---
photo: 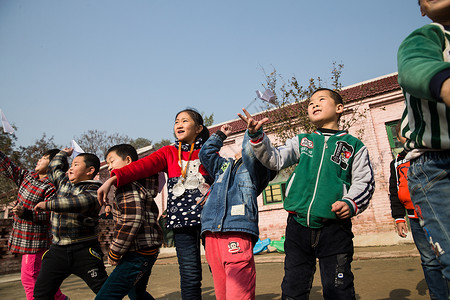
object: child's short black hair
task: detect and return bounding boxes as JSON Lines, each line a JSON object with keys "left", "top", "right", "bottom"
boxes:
{"left": 105, "top": 144, "right": 139, "bottom": 162}
{"left": 311, "top": 88, "right": 344, "bottom": 122}
{"left": 175, "top": 108, "right": 210, "bottom": 142}
{"left": 43, "top": 149, "right": 61, "bottom": 161}
{"left": 43, "top": 149, "right": 69, "bottom": 172}
{"left": 312, "top": 88, "right": 344, "bottom": 106}
{"left": 77, "top": 153, "right": 100, "bottom": 178}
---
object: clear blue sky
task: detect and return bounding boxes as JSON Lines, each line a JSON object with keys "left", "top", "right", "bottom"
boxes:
{"left": 0, "top": 0, "right": 428, "bottom": 148}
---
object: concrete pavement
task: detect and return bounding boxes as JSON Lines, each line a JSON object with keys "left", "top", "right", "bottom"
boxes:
{"left": 0, "top": 243, "right": 433, "bottom": 299}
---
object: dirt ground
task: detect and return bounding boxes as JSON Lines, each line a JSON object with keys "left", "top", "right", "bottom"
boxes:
{"left": 0, "top": 252, "right": 433, "bottom": 299}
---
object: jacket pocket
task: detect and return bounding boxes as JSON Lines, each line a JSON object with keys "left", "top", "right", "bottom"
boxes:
{"left": 238, "top": 183, "right": 258, "bottom": 222}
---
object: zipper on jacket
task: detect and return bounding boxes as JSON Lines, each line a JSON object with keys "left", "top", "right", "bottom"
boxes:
{"left": 306, "top": 139, "right": 327, "bottom": 227}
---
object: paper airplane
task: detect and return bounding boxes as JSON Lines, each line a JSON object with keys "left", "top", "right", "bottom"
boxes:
{"left": 256, "top": 89, "right": 277, "bottom": 105}
{"left": 71, "top": 139, "right": 85, "bottom": 158}
{"left": 0, "top": 110, "right": 15, "bottom": 134}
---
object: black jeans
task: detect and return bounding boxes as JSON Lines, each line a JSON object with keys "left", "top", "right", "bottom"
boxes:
{"left": 173, "top": 225, "right": 202, "bottom": 300}
{"left": 281, "top": 215, "right": 356, "bottom": 300}
{"left": 34, "top": 240, "right": 108, "bottom": 300}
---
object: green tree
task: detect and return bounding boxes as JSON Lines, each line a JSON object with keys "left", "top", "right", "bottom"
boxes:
{"left": 130, "top": 137, "right": 152, "bottom": 150}
{"left": 153, "top": 139, "right": 172, "bottom": 150}
{"left": 202, "top": 112, "right": 214, "bottom": 127}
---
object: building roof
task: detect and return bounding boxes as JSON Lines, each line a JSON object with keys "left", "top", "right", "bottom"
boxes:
{"left": 208, "top": 73, "right": 400, "bottom": 135}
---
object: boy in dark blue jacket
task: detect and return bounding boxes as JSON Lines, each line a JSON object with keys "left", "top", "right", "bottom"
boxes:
{"left": 199, "top": 124, "right": 276, "bottom": 300}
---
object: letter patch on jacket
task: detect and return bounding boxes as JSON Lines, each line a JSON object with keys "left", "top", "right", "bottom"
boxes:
{"left": 331, "top": 141, "right": 354, "bottom": 170}
{"left": 300, "top": 137, "right": 313, "bottom": 148}
{"left": 300, "top": 137, "right": 314, "bottom": 157}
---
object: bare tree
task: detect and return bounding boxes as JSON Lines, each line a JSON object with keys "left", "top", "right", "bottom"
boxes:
{"left": 74, "top": 130, "right": 133, "bottom": 159}
{"left": 19, "top": 133, "right": 62, "bottom": 170}
{"left": 261, "top": 62, "right": 367, "bottom": 146}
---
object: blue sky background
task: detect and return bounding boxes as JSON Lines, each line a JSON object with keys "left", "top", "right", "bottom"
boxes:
{"left": 0, "top": 1, "right": 428, "bottom": 148}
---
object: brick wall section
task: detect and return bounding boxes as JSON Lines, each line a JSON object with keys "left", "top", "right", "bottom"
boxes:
{"left": 346, "top": 92, "right": 405, "bottom": 235}
{"left": 0, "top": 219, "right": 21, "bottom": 274}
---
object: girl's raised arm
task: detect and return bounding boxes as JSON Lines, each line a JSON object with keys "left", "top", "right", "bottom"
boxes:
{"left": 97, "top": 175, "right": 117, "bottom": 205}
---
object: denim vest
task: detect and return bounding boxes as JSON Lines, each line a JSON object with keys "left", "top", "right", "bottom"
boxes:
{"left": 199, "top": 132, "right": 275, "bottom": 240}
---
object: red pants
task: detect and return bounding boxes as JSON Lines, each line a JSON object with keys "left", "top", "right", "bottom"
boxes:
{"left": 204, "top": 232, "right": 256, "bottom": 300}
{"left": 21, "top": 250, "right": 66, "bottom": 300}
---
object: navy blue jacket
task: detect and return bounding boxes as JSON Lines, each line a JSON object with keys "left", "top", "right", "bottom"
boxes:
{"left": 199, "top": 130, "right": 276, "bottom": 240}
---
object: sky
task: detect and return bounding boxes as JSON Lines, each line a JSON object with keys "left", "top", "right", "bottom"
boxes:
{"left": 0, "top": 1, "right": 428, "bottom": 149}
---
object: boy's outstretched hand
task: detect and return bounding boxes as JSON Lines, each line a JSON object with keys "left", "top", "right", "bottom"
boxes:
{"left": 221, "top": 124, "right": 232, "bottom": 136}
{"left": 237, "top": 108, "right": 269, "bottom": 134}
{"left": 331, "top": 201, "right": 352, "bottom": 219}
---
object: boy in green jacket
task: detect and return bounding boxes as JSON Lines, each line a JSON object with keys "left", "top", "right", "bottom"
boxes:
{"left": 397, "top": 0, "right": 450, "bottom": 281}
{"left": 239, "top": 88, "right": 375, "bottom": 299}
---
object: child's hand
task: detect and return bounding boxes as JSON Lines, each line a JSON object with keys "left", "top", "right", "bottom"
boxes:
{"left": 34, "top": 202, "right": 47, "bottom": 212}
{"left": 108, "top": 257, "right": 118, "bottom": 266}
{"left": 97, "top": 176, "right": 116, "bottom": 205}
{"left": 221, "top": 124, "right": 232, "bottom": 137}
{"left": 63, "top": 148, "right": 74, "bottom": 156}
{"left": 12, "top": 204, "right": 24, "bottom": 217}
{"left": 237, "top": 108, "right": 269, "bottom": 134}
{"left": 331, "top": 201, "right": 352, "bottom": 219}
{"left": 396, "top": 222, "right": 408, "bottom": 238}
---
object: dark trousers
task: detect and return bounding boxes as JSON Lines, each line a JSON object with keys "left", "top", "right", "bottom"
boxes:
{"left": 281, "top": 215, "right": 356, "bottom": 300}
{"left": 33, "top": 240, "right": 108, "bottom": 300}
{"left": 95, "top": 251, "right": 158, "bottom": 300}
{"left": 173, "top": 225, "right": 202, "bottom": 300}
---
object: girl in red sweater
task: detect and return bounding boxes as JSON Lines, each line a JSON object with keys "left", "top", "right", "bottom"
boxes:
{"left": 98, "top": 108, "right": 211, "bottom": 300}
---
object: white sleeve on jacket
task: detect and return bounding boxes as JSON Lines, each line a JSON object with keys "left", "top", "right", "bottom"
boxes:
{"left": 250, "top": 133, "right": 300, "bottom": 171}
{"left": 342, "top": 146, "right": 375, "bottom": 215}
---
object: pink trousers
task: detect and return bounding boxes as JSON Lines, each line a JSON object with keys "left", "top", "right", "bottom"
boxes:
{"left": 204, "top": 232, "right": 256, "bottom": 300}
{"left": 21, "top": 250, "right": 66, "bottom": 300}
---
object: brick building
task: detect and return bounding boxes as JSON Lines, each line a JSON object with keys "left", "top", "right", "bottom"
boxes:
{"left": 204, "top": 73, "right": 409, "bottom": 247}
